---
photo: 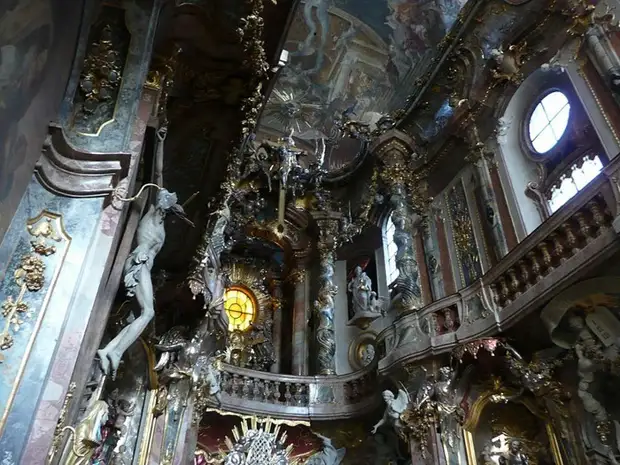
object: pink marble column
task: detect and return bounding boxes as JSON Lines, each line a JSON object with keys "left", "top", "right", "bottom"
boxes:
{"left": 270, "top": 278, "right": 283, "bottom": 374}
{"left": 290, "top": 266, "right": 309, "bottom": 376}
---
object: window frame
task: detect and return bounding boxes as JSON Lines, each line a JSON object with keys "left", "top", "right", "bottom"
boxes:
{"left": 544, "top": 151, "right": 604, "bottom": 214}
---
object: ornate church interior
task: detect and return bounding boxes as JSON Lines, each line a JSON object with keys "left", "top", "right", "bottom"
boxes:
{"left": 6, "top": 0, "right": 620, "bottom": 464}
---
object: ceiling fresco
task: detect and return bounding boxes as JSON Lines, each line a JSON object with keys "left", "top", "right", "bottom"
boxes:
{"left": 257, "top": 0, "right": 470, "bottom": 170}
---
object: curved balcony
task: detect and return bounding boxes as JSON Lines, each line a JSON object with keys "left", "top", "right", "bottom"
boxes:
{"left": 208, "top": 360, "right": 381, "bottom": 420}
{"left": 378, "top": 167, "right": 620, "bottom": 374}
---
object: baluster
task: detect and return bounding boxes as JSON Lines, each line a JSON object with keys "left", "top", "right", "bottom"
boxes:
{"left": 549, "top": 232, "right": 566, "bottom": 264}
{"left": 253, "top": 379, "right": 262, "bottom": 400}
{"left": 587, "top": 201, "right": 607, "bottom": 233}
{"left": 222, "top": 372, "right": 232, "bottom": 394}
{"left": 537, "top": 242, "right": 553, "bottom": 270}
{"left": 517, "top": 259, "right": 530, "bottom": 290}
{"left": 574, "top": 211, "right": 593, "bottom": 243}
{"left": 294, "top": 383, "right": 303, "bottom": 405}
{"left": 507, "top": 268, "right": 520, "bottom": 299}
{"left": 263, "top": 380, "right": 271, "bottom": 402}
{"left": 232, "top": 374, "right": 240, "bottom": 397}
{"left": 242, "top": 376, "right": 251, "bottom": 399}
{"left": 561, "top": 221, "right": 579, "bottom": 255}
{"left": 526, "top": 251, "right": 542, "bottom": 282}
{"left": 284, "top": 383, "right": 292, "bottom": 405}
{"left": 497, "top": 277, "right": 510, "bottom": 305}
{"left": 273, "top": 381, "right": 282, "bottom": 403}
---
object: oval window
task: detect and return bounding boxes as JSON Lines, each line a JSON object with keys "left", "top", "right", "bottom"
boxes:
{"left": 528, "top": 91, "right": 570, "bottom": 153}
{"left": 224, "top": 287, "right": 256, "bottom": 332}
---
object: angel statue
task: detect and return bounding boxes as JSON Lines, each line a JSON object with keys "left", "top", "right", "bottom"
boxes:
{"left": 98, "top": 184, "right": 193, "bottom": 378}
{"left": 372, "top": 386, "right": 411, "bottom": 439}
{"left": 305, "top": 433, "right": 346, "bottom": 465}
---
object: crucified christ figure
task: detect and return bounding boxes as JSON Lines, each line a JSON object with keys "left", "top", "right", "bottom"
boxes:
{"left": 98, "top": 125, "right": 194, "bottom": 377}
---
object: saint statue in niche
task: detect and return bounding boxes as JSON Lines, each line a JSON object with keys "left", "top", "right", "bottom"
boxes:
{"left": 347, "top": 265, "right": 386, "bottom": 329}
{"left": 348, "top": 265, "right": 372, "bottom": 315}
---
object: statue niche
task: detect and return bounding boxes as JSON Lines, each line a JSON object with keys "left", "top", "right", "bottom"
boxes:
{"left": 464, "top": 396, "right": 555, "bottom": 465}
{"left": 541, "top": 278, "right": 620, "bottom": 461}
{"left": 347, "top": 263, "right": 387, "bottom": 330}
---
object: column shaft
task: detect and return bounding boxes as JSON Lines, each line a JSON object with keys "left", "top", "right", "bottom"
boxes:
{"left": 313, "top": 215, "right": 340, "bottom": 375}
{"left": 390, "top": 184, "right": 423, "bottom": 312}
{"left": 270, "top": 279, "right": 283, "bottom": 374}
{"left": 291, "top": 269, "right": 309, "bottom": 375}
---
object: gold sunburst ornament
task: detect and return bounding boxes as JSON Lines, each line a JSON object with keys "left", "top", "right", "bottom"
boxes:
{"left": 222, "top": 417, "right": 298, "bottom": 465}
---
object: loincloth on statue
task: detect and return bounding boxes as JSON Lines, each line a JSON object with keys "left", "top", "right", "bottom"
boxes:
{"left": 123, "top": 247, "right": 155, "bottom": 297}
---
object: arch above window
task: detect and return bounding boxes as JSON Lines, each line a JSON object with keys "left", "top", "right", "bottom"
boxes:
{"left": 224, "top": 287, "right": 256, "bottom": 332}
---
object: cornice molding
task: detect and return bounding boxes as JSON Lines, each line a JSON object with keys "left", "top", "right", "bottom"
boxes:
{"left": 35, "top": 124, "right": 130, "bottom": 198}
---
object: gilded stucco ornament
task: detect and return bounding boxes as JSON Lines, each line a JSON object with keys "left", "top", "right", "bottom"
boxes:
{"left": 564, "top": 0, "right": 617, "bottom": 38}
{"left": 146, "top": 47, "right": 182, "bottom": 119}
{"left": 47, "top": 382, "right": 77, "bottom": 463}
{"left": 221, "top": 417, "right": 296, "bottom": 465}
{"left": 0, "top": 212, "right": 66, "bottom": 359}
{"left": 78, "top": 25, "right": 123, "bottom": 113}
{"left": 489, "top": 42, "right": 527, "bottom": 85}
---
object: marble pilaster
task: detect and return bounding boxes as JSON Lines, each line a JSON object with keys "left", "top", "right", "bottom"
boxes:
{"left": 4, "top": 2, "right": 164, "bottom": 463}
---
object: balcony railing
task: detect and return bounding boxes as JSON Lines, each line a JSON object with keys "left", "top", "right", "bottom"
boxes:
{"left": 207, "top": 359, "right": 380, "bottom": 420}
{"left": 377, "top": 166, "right": 620, "bottom": 373}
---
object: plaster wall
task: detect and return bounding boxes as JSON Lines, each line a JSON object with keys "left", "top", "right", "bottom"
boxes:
{"left": 0, "top": 0, "right": 85, "bottom": 240}
{"left": 496, "top": 70, "right": 547, "bottom": 239}
{"left": 334, "top": 260, "right": 352, "bottom": 374}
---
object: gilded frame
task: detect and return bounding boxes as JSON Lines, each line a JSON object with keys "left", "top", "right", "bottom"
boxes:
{"left": 462, "top": 390, "right": 564, "bottom": 465}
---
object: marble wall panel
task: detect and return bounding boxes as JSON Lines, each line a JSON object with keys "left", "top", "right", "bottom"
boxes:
{"left": 446, "top": 180, "right": 482, "bottom": 289}
{"left": 20, "top": 86, "right": 155, "bottom": 465}
{"left": 0, "top": 0, "right": 86, "bottom": 240}
{"left": 60, "top": 0, "right": 161, "bottom": 154}
{"left": 0, "top": 178, "right": 103, "bottom": 460}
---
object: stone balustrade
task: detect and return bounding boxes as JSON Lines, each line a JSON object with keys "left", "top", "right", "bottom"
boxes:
{"left": 208, "top": 360, "right": 380, "bottom": 420}
{"left": 378, "top": 170, "right": 620, "bottom": 374}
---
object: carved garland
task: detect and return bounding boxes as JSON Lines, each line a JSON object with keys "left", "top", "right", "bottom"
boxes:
{"left": 0, "top": 214, "right": 65, "bottom": 361}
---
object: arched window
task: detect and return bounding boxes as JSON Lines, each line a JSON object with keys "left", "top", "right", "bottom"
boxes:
{"left": 384, "top": 213, "right": 399, "bottom": 285}
{"left": 224, "top": 287, "right": 256, "bottom": 332}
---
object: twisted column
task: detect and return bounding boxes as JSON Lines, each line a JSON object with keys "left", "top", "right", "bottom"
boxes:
{"left": 313, "top": 213, "right": 340, "bottom": 375}
{"left": 390, "top": 183, "right": 423, "bottom": 312}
